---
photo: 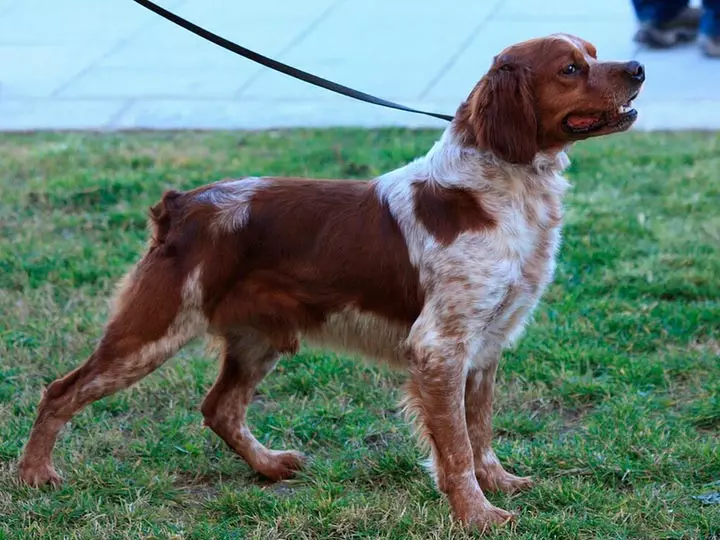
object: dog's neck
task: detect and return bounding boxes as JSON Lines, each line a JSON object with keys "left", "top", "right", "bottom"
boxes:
{"left": 378, "top": 126, "right": 571, "bottom": 199}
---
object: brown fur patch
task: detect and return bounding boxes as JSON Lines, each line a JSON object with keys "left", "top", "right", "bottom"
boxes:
{"left": 453, "top": 64, "right": 538, "bottom": 164}
{"left": 105, "top": 248, "right": 186, "bottom": 355}
{"left": 412, "top": 183, "right": 496, "bottom": 245}
{"left": 187, "top": 179, "right": 424, "bottom": 339}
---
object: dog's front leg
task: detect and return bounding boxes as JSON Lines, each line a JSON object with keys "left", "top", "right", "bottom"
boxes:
{"left": 466, "top": 347, "right": 533, "bottom": 494}
{"left": 405, "top": 318, "right": 513, "bottom": 531}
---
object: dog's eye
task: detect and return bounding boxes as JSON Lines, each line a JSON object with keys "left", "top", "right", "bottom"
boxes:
{"left": 562, "top": 63, "right": 580, "bottom": 75}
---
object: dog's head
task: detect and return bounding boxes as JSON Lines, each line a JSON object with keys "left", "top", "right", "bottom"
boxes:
{"left": 455, "top": 33, "right": 645, "bottom": 164}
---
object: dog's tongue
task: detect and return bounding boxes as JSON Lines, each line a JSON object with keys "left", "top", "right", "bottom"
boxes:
{"left": 566, "top": 114, "right": 602, "bottom": 129}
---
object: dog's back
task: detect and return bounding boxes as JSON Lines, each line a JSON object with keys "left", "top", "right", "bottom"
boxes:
{"left": 138, "top": 177, "right": 422, "bottom": 361}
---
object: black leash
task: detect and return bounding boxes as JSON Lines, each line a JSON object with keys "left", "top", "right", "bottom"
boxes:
{"left": 132, "top": 0, "right": 455, "bottom": 122}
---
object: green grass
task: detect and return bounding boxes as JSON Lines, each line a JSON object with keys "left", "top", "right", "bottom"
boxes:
{"left": 0, "top": 130, "right": 718, "bottom": 539}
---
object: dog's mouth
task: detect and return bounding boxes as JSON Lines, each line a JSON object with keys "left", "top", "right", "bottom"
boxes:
{"left": 562, "top": 92, "right": 639, "bottom": 134}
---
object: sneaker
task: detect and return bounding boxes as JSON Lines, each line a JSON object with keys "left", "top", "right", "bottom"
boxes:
{"left": 634, "top": 6, "right": 702, "bottom": 48}
{"left": 699, "top": 34, "right": 720, "bottom": 57}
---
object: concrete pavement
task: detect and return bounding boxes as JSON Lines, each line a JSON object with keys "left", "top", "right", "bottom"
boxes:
{"left": 1, "top": 0, "right": 718, "bottom": 130}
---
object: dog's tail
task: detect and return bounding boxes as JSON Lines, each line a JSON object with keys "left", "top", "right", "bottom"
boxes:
{"left": 148, "top": 190, "right": 185, "bottom": 246}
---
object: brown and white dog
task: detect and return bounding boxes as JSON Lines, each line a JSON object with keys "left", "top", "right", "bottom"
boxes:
{"left": 19, "top": 34, "right": 644, "bottom": 530}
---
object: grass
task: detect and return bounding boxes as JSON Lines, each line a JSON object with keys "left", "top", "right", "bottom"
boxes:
{"left": 0, "top": 129, "right": 718, "bottom": 539}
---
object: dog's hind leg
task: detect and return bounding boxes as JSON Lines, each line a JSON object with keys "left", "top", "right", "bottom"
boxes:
{"left": 200, "top": 329, "right": 304, "bottom": 481}
{"left": 18, "top": 256, "right": 208, "bottom": 487}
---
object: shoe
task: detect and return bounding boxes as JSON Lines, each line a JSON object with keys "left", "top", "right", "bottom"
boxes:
{"left": 699, "top": 34, "right": 720, "bottom": 57}
{"left": 633, "top": 6, "right": 702, "bottom": 48}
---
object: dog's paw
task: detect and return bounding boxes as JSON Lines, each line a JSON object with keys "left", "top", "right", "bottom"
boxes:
{"left": 448, "top": 484, "right": 515, "bottom": 532}
{"left": 18, "top": 460, "right": 62, "bottom": 488}
{"left": 467, "top": 504, "right": 515, "bottom": 532}
{"left": 477, "top": 468, "right": 534, "bottom": 494}
{"left": 452, "top": 500, "right": 515, "bottom": 532}
{"left": 259, "top": 450, "right": 306, "bottom": 481}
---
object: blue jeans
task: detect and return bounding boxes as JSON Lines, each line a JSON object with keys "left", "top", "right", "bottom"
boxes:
{"left": 632, "top": 0, "right": 720, "bottom": 37}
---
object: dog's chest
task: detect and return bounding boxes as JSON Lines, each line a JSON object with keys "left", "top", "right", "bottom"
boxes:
{"left": 518, "top": 195, "right": 562, "bottom": 291}
{"left": 489, "top": 193, "right": 563, "bottom": 343}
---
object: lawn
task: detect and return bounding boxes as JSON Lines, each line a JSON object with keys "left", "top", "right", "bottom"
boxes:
{"left": 0, "top": 130, "right": 718, "bottom": 539}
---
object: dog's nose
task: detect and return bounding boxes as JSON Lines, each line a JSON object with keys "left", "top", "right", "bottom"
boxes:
{"left": 624, "top": 61, "right": 645, "bottom": 83}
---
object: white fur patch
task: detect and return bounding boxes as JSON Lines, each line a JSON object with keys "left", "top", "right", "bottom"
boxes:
{"left": 377, "top": 125, "right": 570, "bottom": 369}
{"left": 305, "top": 309, "right": 410, "bottom": 366}
{"left": 195, "top": 177, "right": 269, "bottom": 232}
{"left": 553, "top": 33, "right": 582, "bottom": 51}
{"left": 481, "top": 449, "right": 500, "bottom": 466}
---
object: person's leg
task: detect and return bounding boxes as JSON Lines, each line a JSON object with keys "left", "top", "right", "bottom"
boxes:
{"left": 700, "top": 0, "right": 720, "bottom": 56}
{"left": 632, "top": 0, "right": 702, "bottom": 47}
{"left": 632, "top": 0, "right": 689, "bottom": 22}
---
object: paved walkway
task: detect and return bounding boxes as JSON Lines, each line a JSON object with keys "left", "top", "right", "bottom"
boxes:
{"left": 1, "top": 0, "right": 719, "bottom": 130}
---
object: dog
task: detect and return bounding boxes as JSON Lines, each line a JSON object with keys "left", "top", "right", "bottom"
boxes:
{"left": 18, "top": 34, "right": 644, "bottom": 530}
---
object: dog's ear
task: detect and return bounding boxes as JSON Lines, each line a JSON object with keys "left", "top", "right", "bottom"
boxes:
{"left": 459, "top": 62, "right": 539, "bottom": 164}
